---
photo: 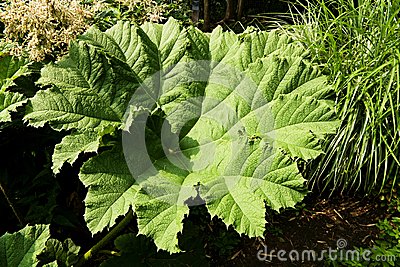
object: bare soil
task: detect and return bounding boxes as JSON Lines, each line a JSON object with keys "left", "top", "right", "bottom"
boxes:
{"left": 217, "top": 196, "right": 386, "bottom": 267}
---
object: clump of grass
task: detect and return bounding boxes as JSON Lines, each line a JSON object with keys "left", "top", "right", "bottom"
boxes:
{"left": 283, "top": 0, "right": 400, "bottom": 194}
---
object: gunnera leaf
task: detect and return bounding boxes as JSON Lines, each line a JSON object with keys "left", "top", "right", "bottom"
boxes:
{"left": 0, "top": 55, "right": 31, "bottom": 91}
{"left": 79, "top": 145, "right": 139, "bottom": 233}
{"left": 0, "top": 91, "right": 27, "bottom": 122}
{"left": 0, "top": 224, "right": 50, "bottom": 267}
{"left": 52, "top": 130, "right": 101, "bottom": 174}
{"left": 24, "top": 18, "right": 340, "bottom": 253}
{"left": 38, "top": 238, "right": 80, "bottom": 267}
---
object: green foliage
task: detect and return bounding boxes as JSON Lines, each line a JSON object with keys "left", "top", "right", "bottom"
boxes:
{"left": 0, "top": 224, "right": 50, "bottom": 267}
{"left": 24, "top": 18, "right": 338, "bottom": 254}
{"left": 0, "top": 54, "right": 31, "bottom": 122}
{"left": 379, "top": 187, "right": 400, "bottom": 215}
{"left": 0, "top": 91, "right": 27, "bottom": 122}
{"left": 0, "top": 50, "right": 84, "bottom": 267}
{"left": 162, "top": 0, "right": 191, "bottom": 24}
{"left": 52, "top": 130, "right": 102, "bottom": 175}
{"left": 284, "top": 0, "right": 400, "bottom": 194}
{"left": 205, "top": 229, "right": 241, "bottom": 257}
{"left": 92, "top": 0, "right": 191, "bottom": 31}
{"left": 0, "top": 226, "right": 81, "bottom": 267}
{"left": 0, "top": 52, "right": 64, "bottom": 232}
{"left": 100, "top": 233, "right": 208, "bottom": 267}
{"left": 38, "top": 238, "right": 81, "bottom": 267}
{"left": 0, "top": 54, "right": 31, "bottom": 91}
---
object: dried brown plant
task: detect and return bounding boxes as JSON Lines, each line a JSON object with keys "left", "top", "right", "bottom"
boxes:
{"left": 0, "top": 0, "right": 99, "bottom": 61}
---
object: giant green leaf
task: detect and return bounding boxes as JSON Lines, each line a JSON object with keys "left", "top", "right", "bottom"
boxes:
{"left": 173, "top": 76, "right": 338, "bottom": 237}
{"left": 52, "top": 130, "right": 101, "bottom": 174}
{"left": 79, "top": 146, "right": 139, "bottom": 233}
{"left": 79, "top": 19, "right": 209, "bottom": 114}
{"left": 133, "top": 158, "right": 197, "bottom": 253}
{"left": 39, "top": 238, "right": 80, "bottom": 267}
{"left": 0, "top": 91, "right": 27, "bottom": 122}
{"left": 24, "top": 18, "right": 340, "bottom": 253}
{"left": 0, "top": 55, "right": 30, "bottom": 91}
{"left": 0, "top": 224, "right": 50, "bottom": 267}
{"left": 25, "top": 43, "right": 138, "bottom": 132}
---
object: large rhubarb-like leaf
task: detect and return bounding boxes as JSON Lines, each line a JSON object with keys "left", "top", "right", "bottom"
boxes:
{"left": 0, "top": 55, "right": 30, "bottom": 91}
{"left": 52, "top": 130, "right": 101, "bottom": 174}
{"left": 79, "top": 146, "right": 139, "bottom": 233}
{"left": 0, "top": 224, "right": 50, "bottom": 267}
{"left": 39, "top": 238, "right": 80, "bottom": 267}
{"left": 25, "top": 43, "right": 137, "bottom": 132}
{"left": 0, "top": 91, "right": 27, "bottom": 122}
{"left": 25, "top": 18, "right": 340, "bottom": 253}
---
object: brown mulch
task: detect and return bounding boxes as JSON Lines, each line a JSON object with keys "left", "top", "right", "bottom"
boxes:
{"left": 221, "top": 196, "right": 387, "bottom": 267}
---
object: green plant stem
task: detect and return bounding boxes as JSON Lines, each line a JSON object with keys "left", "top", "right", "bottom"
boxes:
{"left": 98, "top": 249, "right": 121, "bottom": 256}
{"left": 0, "top": 182, "right": 24, "bottom": 226}
{"left": 76, "top": 210, "right": 134, "bottom": 266}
